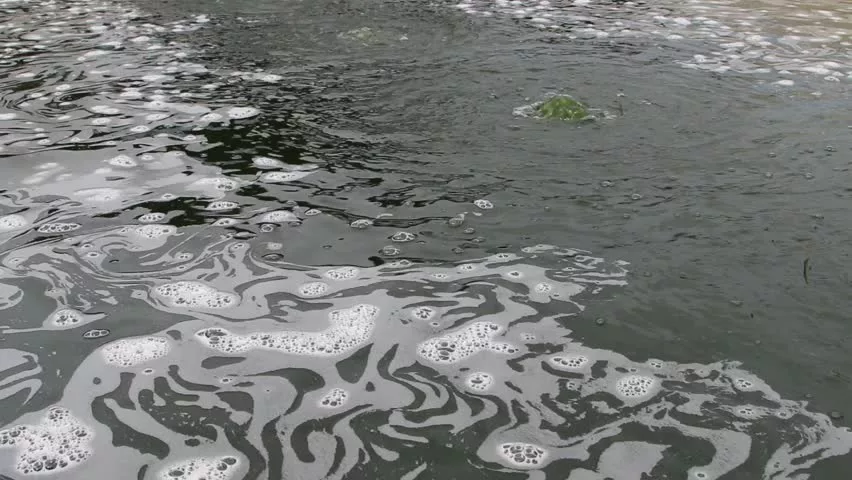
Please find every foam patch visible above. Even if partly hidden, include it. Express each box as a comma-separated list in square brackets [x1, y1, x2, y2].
[101, 336, 170, 367]
[37, 223, 81, 234]
[324, 266, 360, 281]
[418, 322, 519, 364]
[465, 372, 494, 391]
[153, 281, 239, 309]
[195, 304, 379, 357]
[319, 387, 349, 408]
[499, 443, 547, 469]
[158, 456, 241, 480]
[0, 407, 94, 475]
[0, 214, 29, 231]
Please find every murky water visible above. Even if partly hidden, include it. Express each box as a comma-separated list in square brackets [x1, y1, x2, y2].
[0, 0, 851, 478]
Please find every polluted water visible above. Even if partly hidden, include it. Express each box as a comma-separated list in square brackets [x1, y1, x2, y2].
[0, 0, 850, 478]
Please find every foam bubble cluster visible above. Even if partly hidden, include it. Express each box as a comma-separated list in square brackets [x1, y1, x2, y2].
[153, 281, 239, 309]
[324, 266, 359, 281]
[50, 309, 84, 328]
[138, 212, 166, 223]
[0, 214, 28, 231]
[252, 156, 284, 169]
[615, 375, 657, 399]
[159, 456, 240, 480]
[195, 304, 379, 357]
[465, 372, 494, 391]
[297, 281, 329, 298]
[37, 223, 81, 234]
[411, 306, 436, 321]
[499, 443, 547, 469]
[133, 224, 176, 239]
[260, 171, 313, 183]
[101, 336, 170, 367]
[83, 329, 110, 339]
[206, 201, 239, 211]
[0, 407, 93, 475]
[227, 106, 259, 119]
[549, 354, 589, 370]
[107, 155, 137, 168]
[319, 388, 349, 408]
[260, 210, 299, 223]
[474, 199, 493, 209]
[418, 322, 518, 364]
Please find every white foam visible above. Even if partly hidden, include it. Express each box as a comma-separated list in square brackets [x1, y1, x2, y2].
[324, 266, 360, 281]
[465, 372, 494, 391]
[350, 219, 373, 229]
[138, 212, 166, 223]
[260, 210, 299, 223]
[37, 222, 81, 234]
[319, 387, 349, 408]
[418, 322, 518, 364]
[158, 456, 241, 480]
[252, 156, 284, 169]
[615, 374, 657, 399]
[260, 171, 313, 183]
[189, 177, 239, 193]
[206, 201, 239, 211]
[297, 281, 329, 298]
[133, 224, 176, 239]
[499, 442, 547, 469]
[101, 336, 170, 367]
[227, 107, 259, 119]
[49, 308, 84, 328]
[474, 199, 494, 209]
[196, 304, 379, 357]
[0, 407, 94, 475]
[153, 281, 239, 309]
[0, 214, 29, 232]
[410, 306, 436, 321]
[83, 329, 110, 339]
[391, 231, 416, 242]
[549, 354, 589, 370]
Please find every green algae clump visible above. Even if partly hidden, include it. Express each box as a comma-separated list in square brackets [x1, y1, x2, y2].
[536, 96, 590, 121]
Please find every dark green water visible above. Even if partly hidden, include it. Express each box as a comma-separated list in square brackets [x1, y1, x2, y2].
[0, 0, 850, 478]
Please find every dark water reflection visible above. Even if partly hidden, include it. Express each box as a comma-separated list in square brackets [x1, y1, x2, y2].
[0, 0, 850, 478]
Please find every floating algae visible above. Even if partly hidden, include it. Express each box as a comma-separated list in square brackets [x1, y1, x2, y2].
[536, 95, 590, 121]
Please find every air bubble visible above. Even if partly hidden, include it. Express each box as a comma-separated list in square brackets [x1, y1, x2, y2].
[319, 388, 349, 408]
[350, 219, 373, 229]
[549, 355, 589, 370]
[498, 442, 547, 469]
[138, 213, 166, 223]
[391, 231, 416, 242]
[411, 306, 436, 321]
[37, 223, 81, 234]
[465, 372, 494, 391]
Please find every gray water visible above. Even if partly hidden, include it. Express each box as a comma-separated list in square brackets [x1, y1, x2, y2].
[0, 0, 850, 478]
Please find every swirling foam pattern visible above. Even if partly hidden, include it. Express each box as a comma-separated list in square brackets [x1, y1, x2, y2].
[0, 0, 849, 478]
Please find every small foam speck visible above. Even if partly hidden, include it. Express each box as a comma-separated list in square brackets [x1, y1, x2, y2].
[319, 387, 349, 408]
[499, 442, 547, 469]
